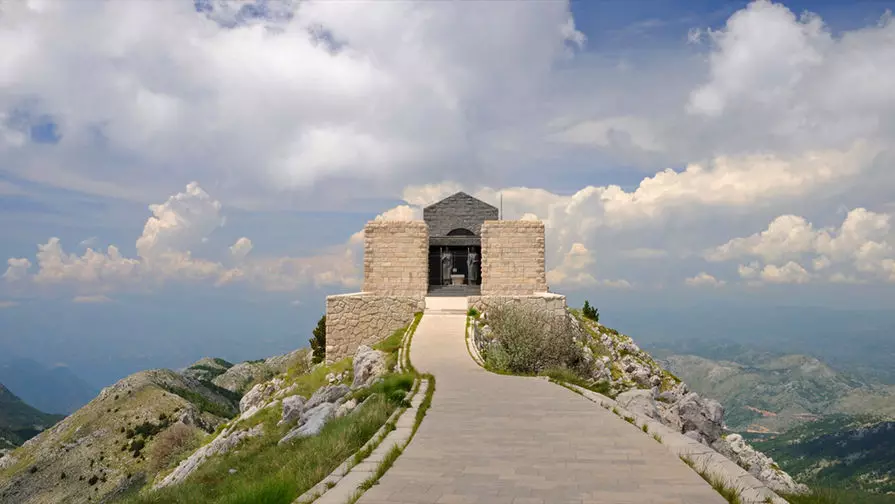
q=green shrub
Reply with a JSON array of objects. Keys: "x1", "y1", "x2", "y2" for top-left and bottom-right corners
[
  {"x1": 483, "y1": 304, "x2": 590, "y2": 376},
  {"x1": 310, "y1": 315, "x2": 326, "y2": 364},
  {"x1": 467, "y1": 307, "x2": 480, "y2": 318}
]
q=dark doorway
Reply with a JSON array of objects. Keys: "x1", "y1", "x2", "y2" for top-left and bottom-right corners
[{"x1": 428, "y1": 246, "x2": 482, "y2": 288}]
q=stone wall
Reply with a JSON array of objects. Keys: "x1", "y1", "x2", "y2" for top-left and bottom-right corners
[
  {"x1": 424, "y1": 192, "x2": 498, "y2": 237},
  {"x1": 325, "y1": 293, "x2": 425, "y2": 363},
  {"x1": 480, "y1": 220, "x2": 548, "y2": 295},
  {"x1": 467, "y1": 293, "x2": 566, "y2": 319},
  {"x1": 362, "y1": 221, "x2": 429, "y2": 296}
]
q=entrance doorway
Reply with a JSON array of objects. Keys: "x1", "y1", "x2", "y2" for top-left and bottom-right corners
[{"x1": 428, "y1": 246, "x2": 482, "y2": 294}]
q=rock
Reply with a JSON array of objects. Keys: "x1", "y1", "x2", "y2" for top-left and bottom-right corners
[
  {"x1": 0, "y1": 454, "x2": 17, "y2": 471},
  {"x1": 631, "y1": 366, "x2": 652, "y2": 387},
  {"x1": 154, "y1": 425, "x2": 263, "y2": 488},
  {"x1": 616, "y1": 389, "x2": 659, "y2": 420},
  {"x1": 352, "y1": 345, "x2": 388, "y2": 388},
  {"x1": 239, "y1": 381, "x2": 279, "y2": 413},
  {"x1": 303, "y1": 384, "x2": 350, "y2": 412},
  {"x1": 684, "y1": 430, "x2": 706, "y2": 444},
  {"x1": 336, "y1": 399, "x2": 358, "y2": 418},
  {"x1": 712, "y1": 434, "x2": 809, "y2": 495},
  {"x1": 228, "y1": 468, "x2": 237, "y2": 474},
  {"x1": 279, "y1": 403, "x2": 336, "y2": 445},
  {"x1": 278, "y1": 395, "x2": 307, "y2": 426},
  {"x1": 649, "y1": 375, "x2": 662, "y2": 387},
  {"x1": 672, "y1": 393, "x2": 724, "y2": 444},
  {"x1": 650, "y1": 386, "x2": 660, "y2": 399}
]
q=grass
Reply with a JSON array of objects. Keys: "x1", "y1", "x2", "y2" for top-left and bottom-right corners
[
  {"x1": 411, "y1": 375, "x2": 435, "y2": 439},
  {"x1": 118, "y1": 394, "x2": 399, "y2": 504},
  {"x1": 679, "y1": 455, "x2": 743, "y2": 504},
  {"x1": 373, "y1": 326, "x2": 409, "y2": 371},
  {"x1": 540, "y1": 366, "x2": 613, "y2": 397},
  {"x1": 652, "y1": 433, "x2": 663, "y2": 443},
  {"x1": 284, "y1": 358, "x2": 353, "y2": 398}
]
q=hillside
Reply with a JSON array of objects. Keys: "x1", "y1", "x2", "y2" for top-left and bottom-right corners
[
  {"x1": 657, "y1": 353, "x2": 895, "y2": 434},
  {"x1": 753, "y1": 415, "x2": 895, "y2": 496},
  {"x1": 0, "y1": 369, "x2": 239, "y2": 504},
  {"x1": 0, "y1": 384, "x2": 64, "y2": 450}
]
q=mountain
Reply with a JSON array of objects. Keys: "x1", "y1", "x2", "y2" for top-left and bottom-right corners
[
  {"x1": 752, "y1": 415, "x2": 895, "y2": 495},
  {"x1": 657, "y1": 352, "x2": 895, "y2": 433},
  {"x1": 0, "y1": 359, "x2": 98, "y2": 415},
  {"x1": 0, "y1": 350, "x2": 308, "y2": 504},
  {"x1": 0, "y1": 384, "x2": 64, "y2": 451},
  {"x1": 0, "y1": 369, "x2": 238, "y2": 504}
]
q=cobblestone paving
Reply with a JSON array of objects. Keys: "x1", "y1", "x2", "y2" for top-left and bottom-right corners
[{"x1": 358, "y1": 297, "x2": 726, "y2": 504}]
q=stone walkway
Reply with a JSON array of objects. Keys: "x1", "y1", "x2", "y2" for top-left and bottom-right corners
[{"x1": 357, "y1": 297, "x2": 727, "y2": 504}]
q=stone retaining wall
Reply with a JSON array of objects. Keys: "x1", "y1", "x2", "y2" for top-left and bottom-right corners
[
  {"x1": 467, "y1": 292, "x2": 566, "y2": 319},
  {"x1": 363, "y1": 221, "x2": 428, "y2": 296},
  {"x1": 480, "y1": 220, "x2": 547, "y2": 295},
  {"x1": 325, "y1": 293, "x2": 424, "y2": 363}
]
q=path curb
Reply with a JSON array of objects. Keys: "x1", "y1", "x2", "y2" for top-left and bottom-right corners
[{"x1": 562, "y1": 381, "x2": 789, "y2": 504}]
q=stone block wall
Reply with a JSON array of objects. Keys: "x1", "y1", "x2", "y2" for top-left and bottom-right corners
[
  {"x1": 467, "y1": 293, "x2": 567, "y2": 320},
  {"x1": 480, "y1": 220, "x2": 548, "y2": 295},
  {"x1": 325, "y1": 293, "x2": 425, "y2": 363},
  {"x1": 362, "y1": 221, "x2": 429, "y2": 296}
]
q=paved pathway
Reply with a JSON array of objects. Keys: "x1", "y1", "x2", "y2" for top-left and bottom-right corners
[{"x1": 358, "y1": 297, "x2": 726, "y2": 504}]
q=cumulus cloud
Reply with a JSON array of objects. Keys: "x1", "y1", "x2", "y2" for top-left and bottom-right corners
[
  {"x1": 684, "y1": 272, "x2": 726, "y2": 287},
  {"x1": 4, "y1": 183, "x2": 361, "y2": 295},
  {"x1": 0, "y1": 0, "x2": 584, "y2": 205},
  {"x1": 707, "y1": 209, "x2": 895, "y2": 284}
]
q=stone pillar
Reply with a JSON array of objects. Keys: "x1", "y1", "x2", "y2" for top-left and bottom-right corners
[
  {"x1": 480, "y1": 220, "x2": 547, "y2": 295},
  {"x1": 362, "y1": 220, "x2": 429, "y2": 296}
]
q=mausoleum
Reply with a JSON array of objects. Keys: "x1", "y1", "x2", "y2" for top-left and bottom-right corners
[{"x1": 324, "y1": 192, "x2": 566, "y2": 362}]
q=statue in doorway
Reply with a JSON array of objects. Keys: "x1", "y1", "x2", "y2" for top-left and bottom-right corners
[
  {"x1": 467, "y1": 251, "x2": 478, "y2": 284},
  {"x1": 440, "y1": 250, "x2": 452, "y2": 285}
]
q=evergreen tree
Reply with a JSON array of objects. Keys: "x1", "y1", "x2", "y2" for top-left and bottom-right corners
[
  {"x1": 310, "y1": 314, "x2": 326, "y2": 364},
  {"x1": 582, "y1": 300, "x2": 599, "y2": 322}
]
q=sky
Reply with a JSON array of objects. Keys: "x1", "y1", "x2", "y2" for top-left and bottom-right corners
[{"x1": 1, "y1": 0, "x2": 894, "y2": 389}]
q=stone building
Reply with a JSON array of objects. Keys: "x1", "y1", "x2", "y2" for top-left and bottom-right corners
[{"x1": 325, "y1": 192, "x2": 566, "y2": 362}]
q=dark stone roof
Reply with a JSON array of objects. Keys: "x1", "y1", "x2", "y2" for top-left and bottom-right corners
[{"x1": 424, "y1": 192, "x2": 498, "y2": 238}]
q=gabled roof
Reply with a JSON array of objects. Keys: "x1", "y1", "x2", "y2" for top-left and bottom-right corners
[{"x1": 424, "y1": 191, "x2": 498, "y2": 211}]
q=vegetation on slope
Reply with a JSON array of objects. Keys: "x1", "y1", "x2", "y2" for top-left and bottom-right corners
[
  {"x1": 753, "y1": 414, "x2": 895, "y2": 496},
  {"x1": 115, "y1": 316, "x2": 420, "y2": 504}
]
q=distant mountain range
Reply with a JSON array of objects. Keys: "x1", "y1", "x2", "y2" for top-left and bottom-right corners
[
  {"x1": 0, "y1": 359, "x2": 97, "y2": 415},
  {"x1": 654, "y1": 351, "x2": 895, "y2": 433},
  {"x1": 0, "y1": 384, "x2": 64, "y2": 450}
]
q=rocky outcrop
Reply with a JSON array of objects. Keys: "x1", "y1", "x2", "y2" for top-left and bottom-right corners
[
  {"x1": 569, "y1": 315, "x2": 804, "y2": 494},
  {"x1": 616, "y1": 389, "x2": 659, "y2": 420},
  {"x1": 154, "y1": 424, "x2": 264, "y2": 489},
  {"x1": 279, "y1": 403, "x2": 337, "y2": 445},
  {"x1": 713, "y1": 434, "x2": 809, "y2": 495},
  {"x1": 278, "y1": 395, "x2": 307, "y2": 426},
  {"x1": 352, "y1": 345, "x2": 388, "y2": 389},
  {"x1": 303, "y1": 385, "x2": 350, "y2": 413}
]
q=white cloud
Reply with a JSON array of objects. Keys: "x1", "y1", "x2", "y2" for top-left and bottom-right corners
[
  {"x1": 72, "y1": 294, "x2": 112, "y2": 304},
  {"x1": 0, "y1": 0, "x2": 584, "y2": 204},
  {"x1": 685, "y1": 272, "x2": 726, "y2": 287},
  {"x1": 229, "y1": 237, "x2": 253, "y2": 261},
  {"x1": 5, "y1": 183, "x2": 362, "y2": 295},
  {"x1": 3, "y1": 258, "x2": 32, "y2": 282},
  {"x1": 708, "y1": 208, "x2": 895, "y2": 284}
]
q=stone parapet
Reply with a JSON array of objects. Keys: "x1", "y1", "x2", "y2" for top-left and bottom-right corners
[
  {"x1": 325, "y1": 293, "x2": 425, "y2": 363},
  {"x1": 362, "y1": 220, "x2": 429, "y2": 296},
  {"x1": 467, "y1": 292, "x2": 566, "y2": 319},
  {"x1": 480, "y1": 220, "x2": 547, "y2": 295}
]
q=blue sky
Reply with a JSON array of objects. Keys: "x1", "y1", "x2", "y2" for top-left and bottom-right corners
[{"x1": 1, "y1": 0, "x2": 894, "y2": 389}]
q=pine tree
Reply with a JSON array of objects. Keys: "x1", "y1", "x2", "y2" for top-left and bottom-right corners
[
  {"x1": 310, "y1": 314, "x2": 326, "y2": 364},
  {"x1": 582, "y1": 300, "x2": 599, "y2": 322}
]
